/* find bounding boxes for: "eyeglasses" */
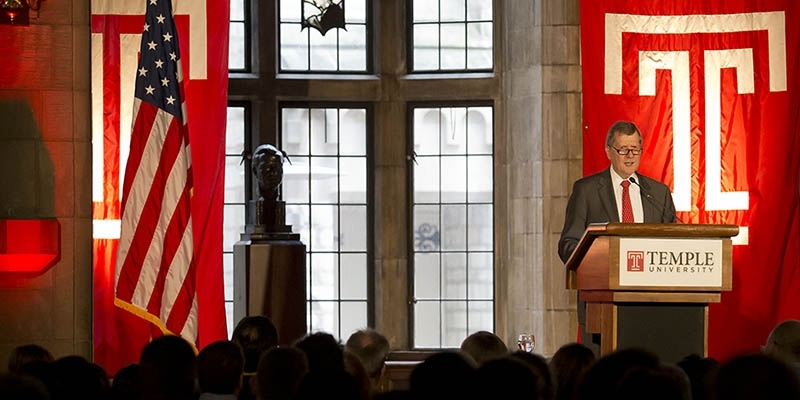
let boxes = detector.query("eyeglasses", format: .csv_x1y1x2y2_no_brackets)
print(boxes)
610,146,642,156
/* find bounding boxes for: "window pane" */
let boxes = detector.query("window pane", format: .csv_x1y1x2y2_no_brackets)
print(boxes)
340,302,368,339
442,252,467,298
413,204,441,251
411,0,493,72
467,22,493,69
468,205,493,251
226,108,245,153
414,156,440,203
340,157,366,203
347,0,367,22
340,205,366,251
280,23,309,70
440,23,466,70
309,29,338,71
468,301,493,332
283,108,310,155
223,204,245,252
340,109,366,156
414,301,441,347
466,107,493,154
467,156,493,202
283,156,310,203
231,0,245,20
413,0,438,22
225,302,234,340
223,253,234,301
280,0,301,20
414,108,441,155
340,253,367,299
286,204,310,245
311,204,338,251
442,301,467,347
340,24,367,71
311,252,338,300
441,204,466,251
310,109,338,155
467,0,492,20
441,107,466,154
441,156,467,202
415,253,441,299
309,158,338,203
279,0,368,73
311,301,339,334
413,24,440,71
224,156,246,203
283,105,369,340
229,22,245,70
468,252,493,299
441,0,466,21
411,105,494,348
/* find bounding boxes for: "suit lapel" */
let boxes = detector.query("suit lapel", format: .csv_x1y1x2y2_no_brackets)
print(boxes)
638,175,656,223
598,169,619,223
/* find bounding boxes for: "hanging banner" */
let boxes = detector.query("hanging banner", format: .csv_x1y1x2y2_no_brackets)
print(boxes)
580,0,800,359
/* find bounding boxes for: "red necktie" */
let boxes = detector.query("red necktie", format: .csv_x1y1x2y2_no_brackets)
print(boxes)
621,180,634,223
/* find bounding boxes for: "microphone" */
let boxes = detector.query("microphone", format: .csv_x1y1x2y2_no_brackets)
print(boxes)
628,176,684,224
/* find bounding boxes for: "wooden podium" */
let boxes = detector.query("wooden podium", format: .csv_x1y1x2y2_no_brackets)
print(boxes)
565,223,738,362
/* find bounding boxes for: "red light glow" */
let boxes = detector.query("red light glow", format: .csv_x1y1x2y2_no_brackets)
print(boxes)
0,219,60,275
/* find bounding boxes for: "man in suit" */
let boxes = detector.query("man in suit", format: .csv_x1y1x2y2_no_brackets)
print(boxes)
558,120,677,352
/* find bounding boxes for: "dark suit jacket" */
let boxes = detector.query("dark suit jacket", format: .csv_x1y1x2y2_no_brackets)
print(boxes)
558,167,677,263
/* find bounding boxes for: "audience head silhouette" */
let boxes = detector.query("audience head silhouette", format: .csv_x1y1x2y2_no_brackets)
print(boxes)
256,346,308,400
294,333,361,400
108,363,141,400
763,319,800,365
713,353,800,399
48,355,109,400
549,342,596,400
409,351,477,400
138,334,196,400
0,373,50,400
577,347,661,400
676,353,719,400
460,330,508,366
7,344,54,375
197,340,244,395
293,331,346,373
231,315,279,373
345,328,390,388
510,350,555,400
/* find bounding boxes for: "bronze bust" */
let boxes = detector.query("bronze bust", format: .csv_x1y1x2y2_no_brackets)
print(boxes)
247,144,294,238
252,144,285,202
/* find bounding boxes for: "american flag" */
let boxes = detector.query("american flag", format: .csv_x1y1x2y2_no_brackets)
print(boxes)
114,0,198,343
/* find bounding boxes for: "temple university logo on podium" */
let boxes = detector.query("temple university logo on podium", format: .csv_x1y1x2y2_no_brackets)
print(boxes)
627,251,645,272
618,238,723,287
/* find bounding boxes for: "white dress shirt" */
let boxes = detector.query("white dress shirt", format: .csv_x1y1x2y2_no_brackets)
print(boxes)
610,169,644,223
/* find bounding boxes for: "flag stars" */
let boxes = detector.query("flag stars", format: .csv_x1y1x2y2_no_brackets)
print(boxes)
155,59,164,69
163,31,173,42
161,77,170,87
145,85,155,95
169,52,177,61
138,66,148,77
149,0,157,4
143,23,150,32
157,14,166,24
147,41,157,51
166,95,176,105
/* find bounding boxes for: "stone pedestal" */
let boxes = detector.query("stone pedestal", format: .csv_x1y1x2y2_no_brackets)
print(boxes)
233,235,306,345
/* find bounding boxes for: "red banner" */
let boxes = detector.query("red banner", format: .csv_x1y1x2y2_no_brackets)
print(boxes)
91,0,228,374
581,0,800,360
